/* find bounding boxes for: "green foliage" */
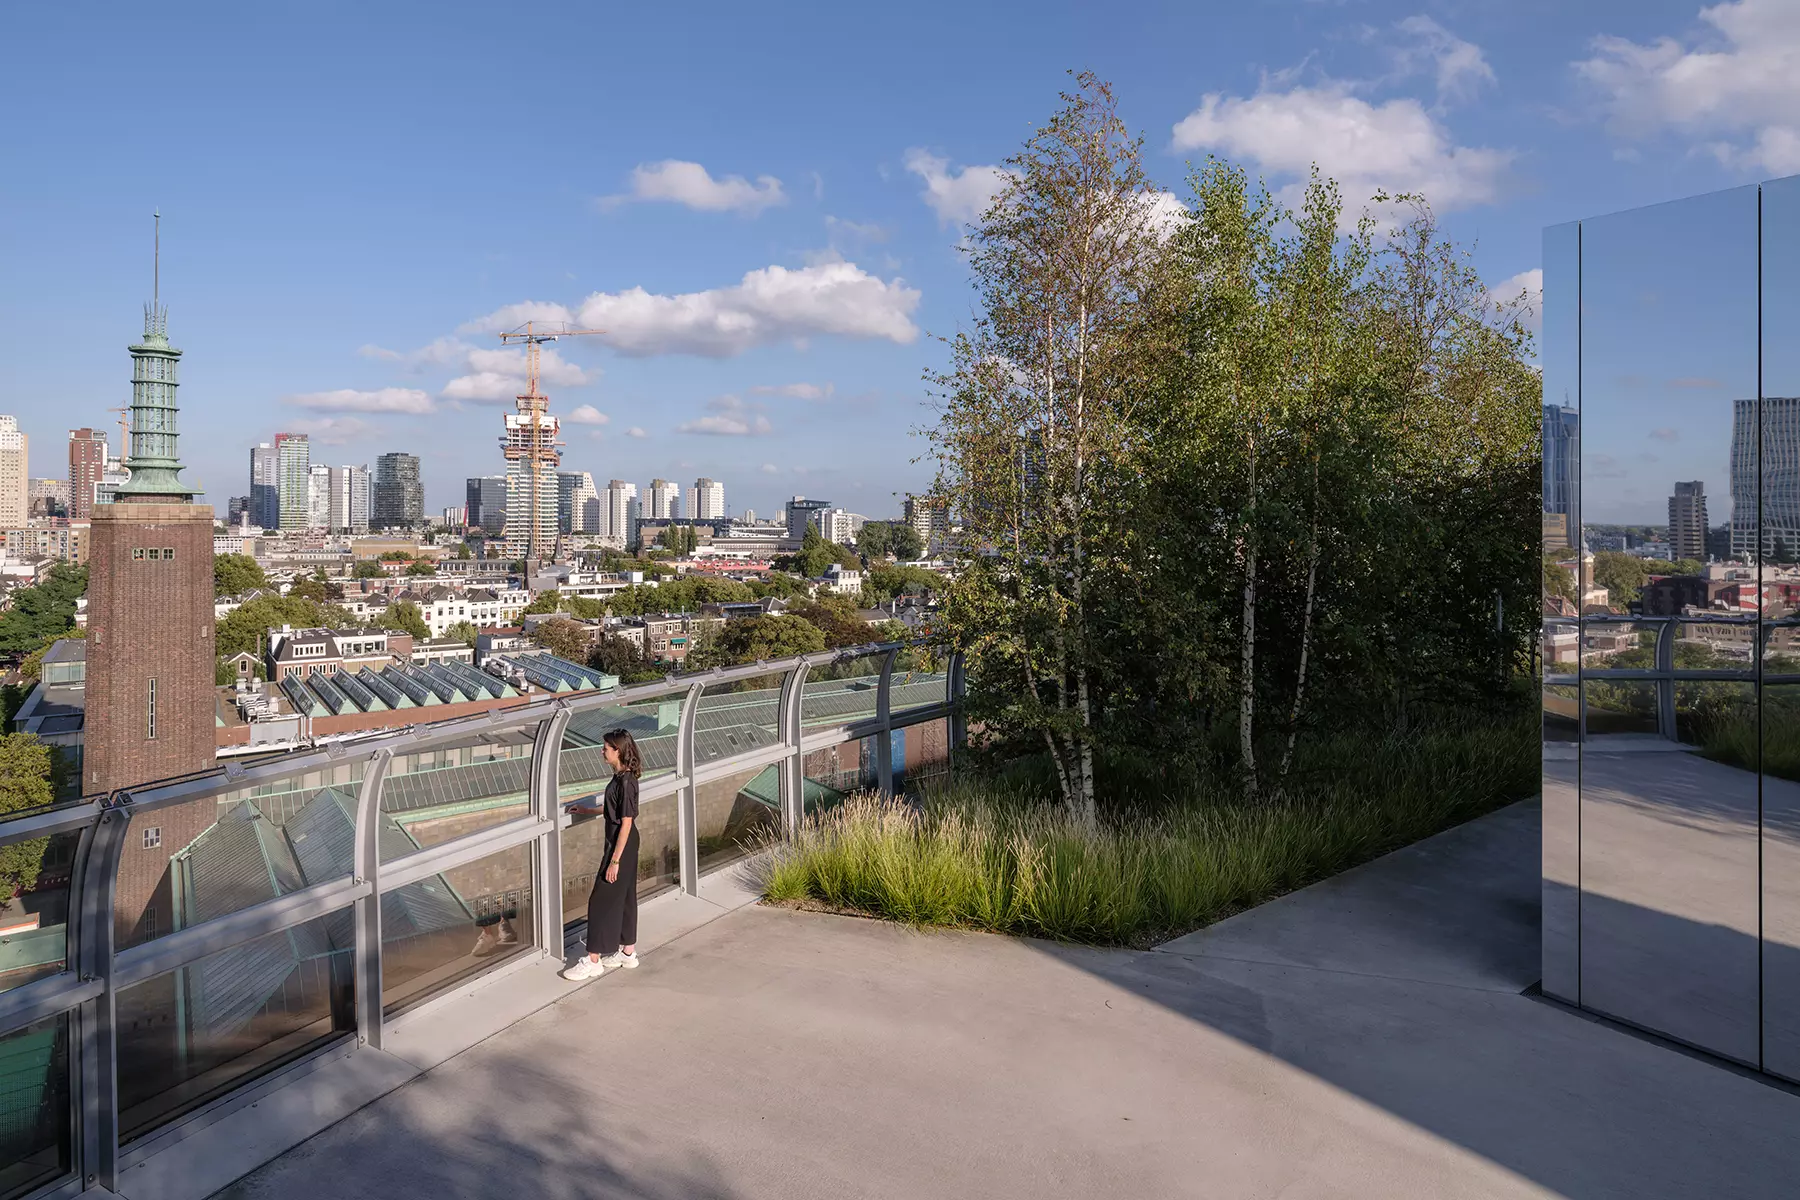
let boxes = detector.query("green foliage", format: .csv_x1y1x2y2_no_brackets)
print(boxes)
213,553,267,597
588,633,663,684
404,560,437,577
510,560,527,574
215,658,238,686
382,601,430,641
1543,552,1577,605
1590,551,1651,607
747,572,809,600
861,565,939,607
0,564,87,658
690,613,826,667
287,576,336,605
858,521,924,561
0,732,55,897
786,597,877,649
444,620,479,646
455,542,472,560
351,560,384,579
603,575,756,616
760,710,1535,946
377,550,413,562
215,594,354,658
523,590,563,616
657,525,700,554
531,617,592,662
774,526,860,579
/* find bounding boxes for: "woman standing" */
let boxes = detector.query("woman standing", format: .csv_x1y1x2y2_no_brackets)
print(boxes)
561,729,643,980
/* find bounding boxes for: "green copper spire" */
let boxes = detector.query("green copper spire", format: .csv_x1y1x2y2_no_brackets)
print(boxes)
120,210,197,501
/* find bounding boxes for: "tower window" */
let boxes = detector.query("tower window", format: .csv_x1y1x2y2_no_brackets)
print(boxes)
142,827,161,849
132,548,145,561
147,678,157,740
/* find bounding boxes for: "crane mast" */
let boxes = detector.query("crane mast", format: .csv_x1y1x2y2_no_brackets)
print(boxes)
497,321,601,563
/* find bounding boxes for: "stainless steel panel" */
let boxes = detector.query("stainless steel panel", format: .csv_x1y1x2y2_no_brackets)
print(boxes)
1542,218,1581,1001
1577,184,1761,1064
1763,172,1800,1081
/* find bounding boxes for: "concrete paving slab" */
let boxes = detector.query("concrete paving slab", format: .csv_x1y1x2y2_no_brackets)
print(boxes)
212,802,1800,1200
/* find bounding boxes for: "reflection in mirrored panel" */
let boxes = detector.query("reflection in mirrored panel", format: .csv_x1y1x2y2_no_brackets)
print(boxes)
0,830,81,995
1542,219,1581,1000
0,1014,72,1199
801,736,879,813
1576,185,1761,1065
561,694,682,800
802,654,884,728
694,762,783,876
116,911,354,1142
1764,173,1800,1081
894,718,952,798
695,674,786,772
891,646,950,718
119,759,367,952
379,726,539,861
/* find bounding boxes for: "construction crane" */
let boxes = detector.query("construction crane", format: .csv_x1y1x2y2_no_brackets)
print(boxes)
497,321,602,564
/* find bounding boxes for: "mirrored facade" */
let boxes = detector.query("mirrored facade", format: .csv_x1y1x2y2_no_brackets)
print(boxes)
1545,174,1800,1078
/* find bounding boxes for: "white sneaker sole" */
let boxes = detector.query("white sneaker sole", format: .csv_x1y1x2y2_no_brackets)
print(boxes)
560,963,604,981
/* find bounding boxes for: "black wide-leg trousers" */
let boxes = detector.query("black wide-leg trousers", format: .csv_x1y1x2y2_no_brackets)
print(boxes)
585,829,639,956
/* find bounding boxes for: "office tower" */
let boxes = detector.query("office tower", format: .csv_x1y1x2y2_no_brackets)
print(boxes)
274,432,310,531
499,338,565,562
0,417,28,527
603,479,640,548
466,475,507,537
1669,482,1708,563
819,507,862,545
69,427,108,519
307,463,332,529
741,508,756,524
94,447,130,508
904,494,947,551
558,470,598,533
1543,403,1578,549
373,452,423,530
249,441,280,529
647,477,679,520
325,464,369,533
226,495,249,524
1739,396,1800,562
786,496,831,541
443,506,466,529
685,477,724,522
86,239,216,945
28,478,70,519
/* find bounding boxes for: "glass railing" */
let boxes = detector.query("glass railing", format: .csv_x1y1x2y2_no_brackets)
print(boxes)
0,640,959,1198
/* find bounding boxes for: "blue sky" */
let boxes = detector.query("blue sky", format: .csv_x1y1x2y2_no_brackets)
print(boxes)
3,0,1796,521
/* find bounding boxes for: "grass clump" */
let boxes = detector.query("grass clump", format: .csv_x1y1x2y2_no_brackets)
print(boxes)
760,711,1537,947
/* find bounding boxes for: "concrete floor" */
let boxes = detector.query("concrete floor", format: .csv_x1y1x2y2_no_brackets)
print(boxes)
216,802,1800,1200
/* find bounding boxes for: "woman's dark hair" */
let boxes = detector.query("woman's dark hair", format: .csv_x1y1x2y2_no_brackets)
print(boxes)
603,728,642,778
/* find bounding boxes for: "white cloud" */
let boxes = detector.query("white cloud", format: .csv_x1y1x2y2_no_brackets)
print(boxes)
440,345,594,403
1575,0,1800,173
752,382,835,401
760,463,781,474
287,416,375,445
604,160,786,216
357,337,467,370
625,426,648,439
457,302,577,336
284,387,435,415
1172,84,1511,220
1394,16,1496,104
1487,267,1543,335
566,404,609,425
677,394,773,436
551,261,919,357
903,149,1015,226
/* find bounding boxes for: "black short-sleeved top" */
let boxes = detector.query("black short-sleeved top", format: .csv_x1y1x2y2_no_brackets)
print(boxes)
602,772,640,851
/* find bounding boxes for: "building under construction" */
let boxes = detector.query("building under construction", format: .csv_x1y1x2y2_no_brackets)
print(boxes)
498,322,597,562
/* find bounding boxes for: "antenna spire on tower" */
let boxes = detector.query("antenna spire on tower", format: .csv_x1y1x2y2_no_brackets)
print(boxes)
153,209,160,309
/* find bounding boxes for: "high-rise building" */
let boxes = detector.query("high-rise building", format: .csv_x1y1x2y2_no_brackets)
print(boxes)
442,506,466,529
274,433,310,531
818,507,863,545
0,417,28,527
325,464,369,533
1669,482,1708,563
558,471,598,533
647,478,680,520
685,477,725,522
499,336,565,562
307,463,332,529
373,452,423,530
1736,396,1800,562
226,495,250,525
28,478,69,519
904,493,947,551
347,464,370,533
741,508,756,525
786,496,831,541
250,441,280,529
69,427,108,519
466,475,507,537
602,479,640,548
1543,404,1578,549
86,233,216,945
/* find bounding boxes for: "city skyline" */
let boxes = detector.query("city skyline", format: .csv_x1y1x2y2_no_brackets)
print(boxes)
9,3,1788,521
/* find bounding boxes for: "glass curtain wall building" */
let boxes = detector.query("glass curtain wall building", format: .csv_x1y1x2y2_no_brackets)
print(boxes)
1543,172,1800,1081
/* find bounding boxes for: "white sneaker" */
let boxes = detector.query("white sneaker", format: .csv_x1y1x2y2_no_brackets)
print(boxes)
600,952,639,970
560,956,605,981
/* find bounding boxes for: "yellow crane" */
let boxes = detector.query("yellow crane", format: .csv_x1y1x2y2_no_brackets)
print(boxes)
497,321,602,562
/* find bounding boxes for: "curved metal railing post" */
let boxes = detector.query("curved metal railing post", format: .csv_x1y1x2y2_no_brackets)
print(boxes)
532,707,573,959
75,792,132,1192
875,647,899,800
947,649,967,778
1654,618,1678,741
351,750,392,1050
675,681,707,895
777,657,812,837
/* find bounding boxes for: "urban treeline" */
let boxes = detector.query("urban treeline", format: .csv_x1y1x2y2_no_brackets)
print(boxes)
927,73,1539,818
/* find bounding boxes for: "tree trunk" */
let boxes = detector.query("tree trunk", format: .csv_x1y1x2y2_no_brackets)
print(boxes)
1278,520,1320,787
1239,435,1259,802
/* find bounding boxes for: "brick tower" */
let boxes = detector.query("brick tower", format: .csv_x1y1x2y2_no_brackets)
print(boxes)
86,214,219,945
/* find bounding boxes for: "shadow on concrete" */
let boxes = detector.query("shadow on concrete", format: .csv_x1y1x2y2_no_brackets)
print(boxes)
1034,800,1800,1200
